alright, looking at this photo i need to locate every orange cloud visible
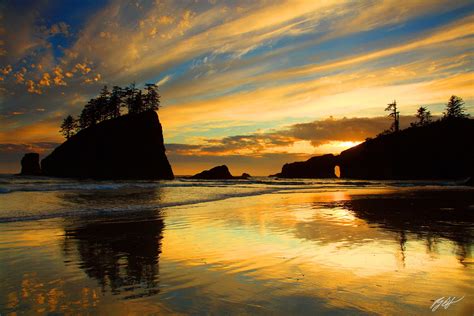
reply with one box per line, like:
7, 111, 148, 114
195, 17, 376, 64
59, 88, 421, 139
26, 80, 42, 94
73, 63, 92, 74
52, 67, 67, 86
0, 64, 12, 75
38, 72, 51, 87
0, 120, 61, 143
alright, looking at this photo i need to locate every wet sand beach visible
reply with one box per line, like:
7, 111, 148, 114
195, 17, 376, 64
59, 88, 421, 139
0, 177, 473, 315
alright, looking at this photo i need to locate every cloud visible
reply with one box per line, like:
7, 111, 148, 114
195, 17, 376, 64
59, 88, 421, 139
26, 80, 42, 94
49, 22, 69, 36
0, 119, 62, 143
38, 72, 51, 87
166, 115, 420, 157
52, 67, 67, 86
0, 142, 59, 154
167, 150, 306, 176
156, 75, 172, 86
73, 63, 92, 74
286, 116, 417, 146
13, 68, 26, 83
0, 0, 473, 174
282, 15, 474, 79
0, 65, 12, 75
164, 114, 438, 175
83, 73, 101, 84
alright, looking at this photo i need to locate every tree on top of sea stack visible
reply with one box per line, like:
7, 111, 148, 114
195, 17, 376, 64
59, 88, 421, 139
411, 106, 432, 127
60, 115, 78, 139
107, 86, 123, 119
143, 83, 160, 111
60, 83, 161, 139
443, 95, 469, 120
385, 100, 400, 132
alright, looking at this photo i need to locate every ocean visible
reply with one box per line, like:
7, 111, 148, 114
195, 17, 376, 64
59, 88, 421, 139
0, 174, 473, 314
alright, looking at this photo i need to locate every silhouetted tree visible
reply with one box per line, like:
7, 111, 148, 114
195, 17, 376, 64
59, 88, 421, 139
443, 95, 469, 119
132, 90, 145, 114
411, 106, 432, 127
96, 85, 111, 121
124, 82, 141, 114
143, 83, 160, 111
108, 86, 123, 118
79, 98, 100, 129
63, 82, 163, 135
60, 115, 77, 139
385, 100, 400, 132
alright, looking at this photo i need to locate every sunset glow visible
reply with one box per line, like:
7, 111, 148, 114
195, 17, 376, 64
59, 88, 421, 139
0, 0, 473, 174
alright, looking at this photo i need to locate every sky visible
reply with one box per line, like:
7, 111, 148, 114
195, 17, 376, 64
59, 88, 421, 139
0, 0, 473, 175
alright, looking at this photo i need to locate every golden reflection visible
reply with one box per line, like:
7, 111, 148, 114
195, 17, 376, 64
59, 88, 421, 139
329, 190, 349, 202
1, 188, 472, 314
4, 273, 100, 314
159, 190, 473, 313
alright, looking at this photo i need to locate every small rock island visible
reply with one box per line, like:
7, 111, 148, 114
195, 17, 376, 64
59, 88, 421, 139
20, 153, 42, 175
191, 165, 251, 180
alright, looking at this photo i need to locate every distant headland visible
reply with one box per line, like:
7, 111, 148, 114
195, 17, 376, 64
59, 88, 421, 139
275, 96, 473, 181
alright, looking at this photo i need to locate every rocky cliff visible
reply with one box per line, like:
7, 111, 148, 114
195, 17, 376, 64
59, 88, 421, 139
276, 118, 474, 180
41, 110, 174, 179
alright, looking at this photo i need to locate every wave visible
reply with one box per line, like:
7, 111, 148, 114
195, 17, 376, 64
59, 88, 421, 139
0, 187, 279, 223
0, 176, 468, 195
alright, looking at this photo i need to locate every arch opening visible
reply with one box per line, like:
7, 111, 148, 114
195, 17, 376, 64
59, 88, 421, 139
334, 165, 341, 178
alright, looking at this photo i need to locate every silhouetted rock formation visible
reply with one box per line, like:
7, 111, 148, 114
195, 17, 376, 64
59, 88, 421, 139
190, 165, 251, 179
276, 118, 474, 180
191, 165, 234, 179
42, 110, 174, 179
278, 154, 336, 178
20, 153, 41, 175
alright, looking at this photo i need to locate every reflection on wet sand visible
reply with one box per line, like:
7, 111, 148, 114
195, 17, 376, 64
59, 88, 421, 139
340, 190, 474, 265
1, 187, 473, 314
61, 188, 164, 299
159, 189, 473, 314
63, 213, 164, 299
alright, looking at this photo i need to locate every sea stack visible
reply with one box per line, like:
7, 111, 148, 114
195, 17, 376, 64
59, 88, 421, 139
190, 165, 251, 179
278, 154, 337, 178
41, 110, 174, 179
191, 165, 234, 179
20, 153, 42, 175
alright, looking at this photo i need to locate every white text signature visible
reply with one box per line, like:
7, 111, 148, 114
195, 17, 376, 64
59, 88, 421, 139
430, 296, 464, 312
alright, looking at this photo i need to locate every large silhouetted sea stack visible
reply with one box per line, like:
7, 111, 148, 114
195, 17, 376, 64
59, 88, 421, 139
41, 110, 174, 179
20, 153, 42, 175
276, 118, 474, 180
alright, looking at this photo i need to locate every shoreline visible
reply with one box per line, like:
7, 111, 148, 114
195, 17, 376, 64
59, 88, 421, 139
1, 186, 473, 315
